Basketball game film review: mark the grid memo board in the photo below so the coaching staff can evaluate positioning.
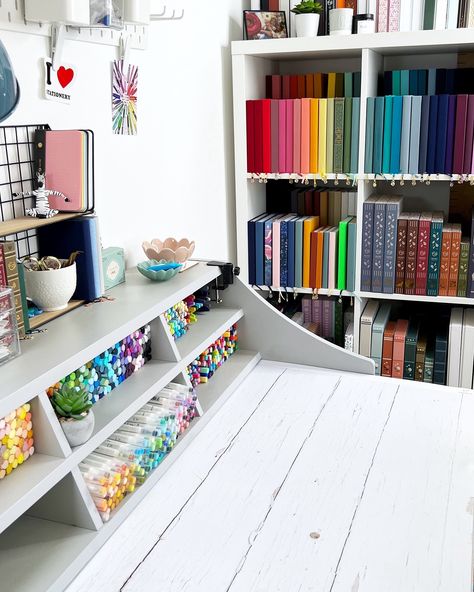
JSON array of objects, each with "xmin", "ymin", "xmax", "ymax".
[{"xmin": 0, "ymin": 124, "xmax": 50, "ymax": 259}]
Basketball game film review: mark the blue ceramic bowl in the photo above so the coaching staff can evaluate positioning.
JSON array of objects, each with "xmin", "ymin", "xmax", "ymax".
[{"xmin": 137, "ymin": 259, "xmax": 181, "ymax": 282}]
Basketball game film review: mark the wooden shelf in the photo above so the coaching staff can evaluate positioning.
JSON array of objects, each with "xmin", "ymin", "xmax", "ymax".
[
  {"xmin": 0, "ymin": 213, "xmax": 82, "ymax": 238},
  {"xmin": 29, "ymin": 300, "xmax": 85, "ymax": 330}
]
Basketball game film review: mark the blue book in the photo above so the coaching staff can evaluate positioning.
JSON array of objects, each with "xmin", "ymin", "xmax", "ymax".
[
  {"xmin": 400, "ymin": 70, "xmax": 409, "ymax": 95},
  {"xmin": 445, "ymin": 69, "xmax": 456, "ymax": 94},
  {"xmin": 346, "ymin": 218, "xmax": 357, "ymax": 292},
  {"xmin": 426, "ymin": 95, "xmax": 439, "ymax": 174},
  {"xmin": 409, "ymin": 96, "xmax": 422, "ymax": 175},
  {"xmin": 383, "ymin": 197, "xmax": 402, "ymax": 293},
  {"xmin": 371, "ymin": 198, "xmax": 387, "ymax": 293},
  {"xmin": 384, "ymin": 71, "xmax": 392, "ymax": 95},
  {"xmin": 409, "ymin": 70, "xmax": 418, "ymax": 94},
  {"xmin": 390, "ymin": 95, "xmax": 403, "ymax": 174},
  {"xmin": 373, "ymin": 97, "xmax": 385, "ymax": 175},
  {"xmin": 427, "ymin": 69, "xmax": 436, "ymax": 95},
  {"xmin": 247, "ymin": 213, "xmax": 267, "ymax": 285},
  {"xmin": 361, "ymin": 196, "xmax": 379, "ymax": 292},
  {"xmin": 279, "ymin": 215, "xmax": 295, "ymax": 288},
  {"xmin": 322, "ymin": 229, "xmax": 330, "ymax": 288},
  {"xmin": 353, "ymin": 71, "xmax": 361, "ymax": 97},
  {"xmin": 427, "ymin": 212, "xmax": 444, "ymax": 296},
  {"xmin": 287, "ymin": 218, "xmax": 296, "ymax": 287},
  {"xmin": 417, "ymin": 70, "xmax": 427, "ymax": 95},
  {"xmin": 392, "ymin": 71, "xmax": 401, "ymax": 95},
  {"xmin": 364, "ymin": 97, "xmax": 375, "ymax": 174},
  {"xmin": 418, "ymin": 95, "xmax": 430, "ymax": 174},
  {"xmin": 382, "ymin": 96, "xmax": 393, "ymax": 174},
  {"xmin": 435, "ymin": 94, "xmax": 449, "ymax": 174},
  {"xmin": 445, "ymin": 95, "xmax": 456, "ymax": 175},
  {"xmin": 400, "ymin": 96, "xmax": 412, "ymax": 175},
  {"xmin": 436, "ymin": 69, "xmax": 447, "ymax": 94},
  {"xmin": 350, "ymin": 98, "xmax": 360, "ymax": 174}
]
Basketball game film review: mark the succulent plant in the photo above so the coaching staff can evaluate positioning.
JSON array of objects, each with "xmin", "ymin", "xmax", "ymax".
[
  {"xmin": 51, "ymin": 384, "xmax": 92, "ymax": 421},
  {"xmin": 291, "ymin": 0, "xmax": 323, "ymax": 14}
]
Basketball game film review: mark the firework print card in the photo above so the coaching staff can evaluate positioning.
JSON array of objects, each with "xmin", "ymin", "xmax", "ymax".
[{"xmin": 112, "ymin": 59, "xmax": 138, "ymax": 135}]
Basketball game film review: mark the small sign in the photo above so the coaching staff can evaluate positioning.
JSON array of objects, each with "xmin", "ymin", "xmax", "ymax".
[{"xmin": 44, "ymin": 58, "xmax": 76, "ymax": 104}]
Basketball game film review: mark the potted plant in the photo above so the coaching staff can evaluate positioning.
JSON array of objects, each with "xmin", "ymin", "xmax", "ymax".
[
  {"xmin": 291, "ymin": 1, "xmax": 323, "ymax": 38},
  {"xmin": 51, "ymin": 384, "xmax": 95, "ymax": 447}
]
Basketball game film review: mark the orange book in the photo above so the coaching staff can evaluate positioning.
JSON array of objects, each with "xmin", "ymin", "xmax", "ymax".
[
  {"xmin": 336, "ymin": 0, "xmax": 345, "ymax": 7},
  {"xmin": 309, "ymin": 230, "xmax": 318, "ymax": 288},
  {"xmin": 303, "ymin": 216, "xmax": 320, "ymax": 287},
  {"xmin": 439, "ymin": 225, "xmax": 452, "ymax": 296},
  {"xmin": 305, "ymin": 74, "xmax": 314, "ymax": 98},
  {"xmin": 300, "ymin": 98, "xmax": 311, "ymax": 175},
  {"xmin": 297, "ymin": 75, "xmax": 305, "ymax": 98},
  {"xmin": 448, "ymin": 223, "xmax": 462, "ymax": 296},
  {"xmin": 314, "ymin": 73, "xmax": 323, "ymax": 98},
  {"xmin": 315, "ymin": 226, "xmax": 327, "ymax": 288},
  {"xmin": 310, "ymin": 99, "xmax": 319, "ymax": 174},
  {"xmin": 382, "ymin": 321, "xmax": 396, "ymax": 377},
  {"xmin": 392, "ymin": 319, "xmax": 409, "ymax": 379}
]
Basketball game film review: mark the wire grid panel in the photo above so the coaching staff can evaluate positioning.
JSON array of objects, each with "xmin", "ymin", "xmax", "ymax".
[{"xmin": 0, "ymin": 124, "xmax": 49, "ymax": 258}]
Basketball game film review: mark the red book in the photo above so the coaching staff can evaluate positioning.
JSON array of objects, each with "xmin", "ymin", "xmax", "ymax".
[
  {"xmin": 254, "ymin": 100, "xmax": 263, "ymax": 173},
  {"xmin": 439, "ymin": 225, "xmax": 452, "ymax": 296},
  {"xmin": 282, "ymin": 75, "xmax": 291, "ymax": 99},
  {"xmin": 293, "ymin": 99, "xmax": 302, "ymax": 174},
  {"xmin": 289, "ymin": 75, "xmax": 298, "ymax": 99},
  {"xmin": 382, "ymin": 321, "xmax": 396, "ymax": 377},
  {"xmin": 415, "ymin": 212, "xmax": 432, "ymax": 296},
  {"xmin": 265, "ymin": 75, "xmax": 272, "ymax": 99},
  {"xmin": 395, "ymin": 214, "xmax": 409, "ymax": 294},
  {"xmin": 404, "ymin": 213, "xmax": 420, "ymax": 295},
  {"xmin": 453, "ymin": 95, "xmax": 468, "ymax": 175},
  {"xmin": 272, "ymin": 75, "xmax": 282, "ymax": 100},
  {"xmin": 262, "ymin": 99, "xmax": 272, "ymax": 174},
  {"xmin": 463, "ymin": 96, "xmax": 474, "ymax": 174},
  {"xmin": 269, "ymin": 0, "xmax": 280, "ymax": 9},
  {"xmin": 297, "ymin": 75, "xmax": 306, "ymax": 99},
  {"xmin": 448, "ymin": 223, "xmax": 462, "ymax": 296},
  {"xmin": 246, "ymin": 100, "xmax": 256, "ymax": 173},
  {"xmin": 271, "ymin": 100, "xmax": 279, "ymax": 174},
  {"xmin": 305, "ymin": 74, "xmax": 314, "ymax": 98}
]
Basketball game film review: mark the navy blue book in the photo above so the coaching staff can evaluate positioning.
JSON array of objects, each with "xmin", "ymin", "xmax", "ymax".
[
  {"xmin": 419, "ymin": 95, "xmax": 430, "ymax": 174},
  {"xmin": 390, "ymin": 96, "xmax": 403, "ymax": 175},
  {"xmin": 435, "ymin": 69, "xmax": 447, "ymax": 94},
  {"xmin": 287, "ymin": 218, "xmax": 296, "ymax": 288},
  {"xmin": 247, "ymin": 214, "xmax": 266, "ymax": 284},
  {"xmin": 445, "ymin": 95, "xmax": 456, "ymax": 175},
  {"xmin": 445, "ymin": 69, "xmax": 456, "ymax": 94},
  {"xmin": 280, "ymin": 216, "xmax": 290, "ymax": 287},
  {"xmin": 435, "ymin": 95, "xmax": 449, "ymax": 174},
  {"xmin": 417, "ymin": 70, "xmax": 427, "ymax": 95},
  {"xmin": 383, "ymin": 71, "xmax": 392, "ymax": 95},
  {"xmin": 38, "ymin": 216, "xmax": 101, "ymax": 301},
  {"xmin": 409, "ymin": 70, "xmax": 418, "ymax": 94},
  {"xmin": 426, "ymin": 95, "xmax": 439, "ymax": 174}
]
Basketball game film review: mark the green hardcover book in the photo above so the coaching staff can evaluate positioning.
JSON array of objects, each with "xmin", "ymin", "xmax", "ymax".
[
  {"xmin": 343, "ymin": 97, "xmax": 352, "ymax": 173},
  {"xmin": 423, "ymin": 345, "xmax": 434, "ymax": 383},
  {"xmin": 353, "ymin": 71, "xmax": 361, "ymax": 97},
  {"xmin": 322, "ymin": 229, "xmax": 330, "ymax": 288},
  {"xmin": 333, "ymin": 97, "xmax": 345, "ymax": 174},
  {"xmin": 423, "ymin": 0, "xmax": 436, "ymax": 29},
  {"xmin": 326, "ymin": 98, "xmax": 335, "ymax": 174},
  {"xmin": 346, "ymin": 218, "xmax": 357, "ymax": 292},
  {"xmin": 337, "ymin": 216, "xmax": 352, "ymax": 291},
  {"xmin": 335, "ymin": 298, "xmax": 344, "ymax": 347},
  {"xmin": 382, "ymin": 96, "xmax": 393, "ymax": 174},
  {"xmin": 344, "ymin": 72, "xmax": 353, "ymax": 97},
  {"xmin": 16, "ymin": 259, "xmax": 30, "ymax": 334},
  {"xmin": 335, "ymin": 73, "xmax": 344, "ymax": 97},
  {"xmin": 350, "ymin": 98, "xmax": 360, "ymax": 174},
  {"xmin": 392, "ymin": 71, "xmax": 401, "ymax": 95},
  {"xmin": 400, "ymin": 70, "xmax": 409, "ymax": 95},
  {"xmin": 403, "ymin": 320, "xmax": 420, "ymax": 381},
  {"xmin": 457, "ymin": 238, "xmax": 470, "ymax": 297}
]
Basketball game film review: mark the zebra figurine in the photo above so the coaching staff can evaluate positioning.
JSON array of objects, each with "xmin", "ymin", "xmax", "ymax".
[{"xmin": 14, "ymin": 170, "xmax": 70, "ymax": 219}]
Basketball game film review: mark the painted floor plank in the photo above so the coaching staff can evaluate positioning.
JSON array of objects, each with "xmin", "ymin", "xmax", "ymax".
[
  {"xmin": 122, "ymin": 369, "xmax": 341, "ymax": 592},
  {"xmin": 331, "ymin": 381, "xmax": 465, "ymax": 592},
  {"xmin": 227, "ymin": 373, "xmax": 399, "ymax": 592},
  {"xmin": 66, "ymin": 362, "xmax": 286, "ymax": 592}
]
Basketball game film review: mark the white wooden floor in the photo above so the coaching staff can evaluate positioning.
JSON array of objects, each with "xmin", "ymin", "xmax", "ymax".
[{"xmin": 67, "ymin": 361, "xmax": 474, "ymax": 592}]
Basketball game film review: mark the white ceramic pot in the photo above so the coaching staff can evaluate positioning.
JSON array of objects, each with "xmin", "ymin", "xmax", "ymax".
[
  {"xmin": 295, "ymin": 13, "xmax": 321, "ymax": 37},
  {"xmin": 60, "ymin": 410, "xmax": 95, "ymax": 447},
  {"xmin": 24, "ymin": 262, "xmax": 77, "ymax": 312},
  {"xmin": 329, "ymin": 8, "xmax": 353, "ymax": 35}
]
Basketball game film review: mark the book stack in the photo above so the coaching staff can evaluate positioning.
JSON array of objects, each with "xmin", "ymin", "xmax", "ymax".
[
  {"xmin": 248, "ymin": 191, "xmax": 357, "ymax": 290},
  {"xmin": 265, "ymin": 72, "xmax": 361, "ymax": 100},
  {"xmin": 361, "ymin": 199, "xmax": 474, "ymax": 297},
  {"xmin": 380, "ymin": 68, "xmax": 474, "ymax": 96},
  {"xmin": 247, "ymin": 96, "xmax": 360, "ymax": 175},
  {"xmin": 364, "ymin": 93, "xmax": 474, "ymax": 176}
]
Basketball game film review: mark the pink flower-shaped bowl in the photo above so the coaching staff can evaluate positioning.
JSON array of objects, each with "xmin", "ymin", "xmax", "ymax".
[{"xmin": 142, "ymin": 238, "xmax": 195, "ymax": 264}]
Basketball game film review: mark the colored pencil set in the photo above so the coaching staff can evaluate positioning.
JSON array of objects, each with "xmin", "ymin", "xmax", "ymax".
[
  {"xmin": 80, "ymin": 382, "xmax": 198, "ymax": 522},
  {"xmin": 47, "ymin": 325, "xmax": 152, "ymax": 404},
  {"xmin": 164, "ymin": 295, "xmax": 204, "ymax": 340},
  {"xmin": 0, "ymin": 403, "xmax": 34, "ymax": 480},
  {"xmin": 187, "ymin": 325, "xmax": 238, "ymax": 387}
]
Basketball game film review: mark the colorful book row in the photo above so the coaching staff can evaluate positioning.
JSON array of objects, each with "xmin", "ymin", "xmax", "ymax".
[
  {"xmin": 265, "ymin": 72, "xmax": 361, "ymax": 101},
  {"xmin": 248, "ymin": 211, "xmax": 357, "ymax": 291},
  {"xmin": 246, "ymin": 98, "xmax": 360, "ymax": 175},
  {"xmin": 381, "ymin": 68, "xmax": 474, "ymax": 97},
  {"xmin": 364, "ymin": 94, "xmax": 474, "ymax": 176}
]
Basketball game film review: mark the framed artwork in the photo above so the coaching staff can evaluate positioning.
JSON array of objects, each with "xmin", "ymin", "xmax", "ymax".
[{"xmin": 243, "ymin": 10, "xmax": 288, "ymax": 40}]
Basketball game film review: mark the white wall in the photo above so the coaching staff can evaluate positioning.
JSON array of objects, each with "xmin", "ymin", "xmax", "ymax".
[{"xmin": 3, "ymin": 0, "xmax": 248, "ymax": 266}]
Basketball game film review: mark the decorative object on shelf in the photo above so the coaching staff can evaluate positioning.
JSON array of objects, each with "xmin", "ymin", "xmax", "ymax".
[
  {"xmin": 329, "ymin": 8, "xmax": 354, "ymax": 35},
  {"xmin": 14, "ymin": 170, "xmax": 70, "ymax": 219},
  {"xmin": 23, "ymin": 254, "xmax": 78, "ymax": 312},
  {"xmin": 0, "ymin": 40, "xmax": 20, "ymax": 123},
  {"xmin": 164, "ymin": 294, "xmax": 204, "ymax": 340},
  {"xmin": 353, "ymin": 13, "xmax": 375, "ymax": 33},
  {"xmin": 142, "ymin": 237, "xmax": 195, "ymax": 264},
  {"xmin": 102, "ymin": 246, "xmax": 126, "ymax": 291},
  {"xmin": 291, "ymin": 1, "xmax": 322, "ymax": 37},
  {"xmin": 47, "ymin": 324, "xmax": 151, "ymax": 404},
  {"xmin": 137, "ymin": 259, "xmax": 182, "ymax": 282},
  {"xmin": 0, "ymin": 403, "xmax": 34, "ymax": 479},
  {"xmin": 0, "ymin": 287, "xmax": 21, "ymax": 365},
  {"xmin": 243, "ymin": 10, "xmax": 288, "ymax": 39},
  {"xmin": 187, "ymin": 324, "xmax": 238, "ymax": 387},
  {"xmin": 51, "ymin": 383, "xmax": 94, "ymax": 447}
]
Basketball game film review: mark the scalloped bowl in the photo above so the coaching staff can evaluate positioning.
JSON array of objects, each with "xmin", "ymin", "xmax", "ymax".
[
  {"xmin": 137, "ymin": 260, "xmax": 181, "ymax": 282},
  {"xmin": 142, "ymin": 238, "xmax": 195, "ymax": 264}
]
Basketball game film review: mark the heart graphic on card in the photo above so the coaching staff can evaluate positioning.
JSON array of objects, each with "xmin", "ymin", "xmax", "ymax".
[{"xmin": 57, "ymin": 66, "xmax": 74, "ymax": 88}]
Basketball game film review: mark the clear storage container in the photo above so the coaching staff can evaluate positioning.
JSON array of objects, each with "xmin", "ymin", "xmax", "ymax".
[{"xmin": 0, "ymin": 287, "xmax": 20, "ymax": 366}]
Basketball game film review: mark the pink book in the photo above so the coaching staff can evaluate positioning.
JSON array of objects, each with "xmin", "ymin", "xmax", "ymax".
[
  {"xmin": 272, "ymin": 216, "xmax": 282, "ymax": 287},
  {"xmin": 300, "ymin": 98, "xmax": 311, "ymax": 175},
  {"xmin": 278, "ymin": 100, "xmax": 287, "ymax": 173},
  {"xmin": 293, "ymin": 99, "xmax": 302, "ymax": 175},
  {"xmin": 463, "ymin": 95, "xmax": 474, "ymax": 174},
  {"xmin": 45, "ymin": 130, "xmax": 85, "ymax": 211},
  {"xmin": 282, "ymin": 75, "xmax": 291, "ymax": 100},
  {"xmin": 328, "ymin": 227, "xmax": 338, "ymax": 289},
  {"xmin": 388, "ymin": 0, "xmax": 400, "ymax": 31},
  {"xmin": 271, "ymin": 99, "xmax": 279, "ymax": 174},
  {"xmin": 286, "ymin": 100, "xmax": 294, "ymax": 174},
  {"xmin": 378, "ymin": 0, "xmax": 389, "ymax": 31}
]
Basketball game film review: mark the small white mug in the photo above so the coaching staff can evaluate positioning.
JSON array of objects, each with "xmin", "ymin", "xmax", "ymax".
[{"xmin": 329, "ymin": 8, "xmax": 354, "ymax": 35}]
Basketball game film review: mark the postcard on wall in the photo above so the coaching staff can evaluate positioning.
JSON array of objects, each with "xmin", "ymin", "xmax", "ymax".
[
  {"xmin": 44, "ymin": 58, "xmax": 76, "ymax": 105},
  {"xmin": 112, "ymin": 59, "xmax": 138, "ymax": 135}
]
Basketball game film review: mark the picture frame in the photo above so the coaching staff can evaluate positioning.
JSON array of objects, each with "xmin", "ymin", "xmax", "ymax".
[{"xmin": 243, "ymin": 10, "xmax": 288, "ymax": 40}]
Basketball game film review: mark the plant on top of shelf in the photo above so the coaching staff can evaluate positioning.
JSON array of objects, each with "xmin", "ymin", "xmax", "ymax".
[
  {"xmin": 51, "ymin": 383, "xmax": 95, "ymax": 447},
  {"xmin": 291, "ymin": 1, "xmax": 323, "ymax": 38},
  {"xmin": 291, "ymin": 0, "xmax": 323, "ymax": 13}
]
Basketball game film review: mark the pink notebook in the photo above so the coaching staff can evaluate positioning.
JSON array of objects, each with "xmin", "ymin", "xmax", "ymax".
[
  {"xmin": 388, "ymin": 0, "xmax": 400, "ymax": 31},
  {"xmin": 45, "ymin": 130, "xmax": 85, "ymax": 212},
  {"xmin": 378, "ymin": 0, "xmax": 389, "ymax": 31},
  {"xmin": 278, "ymin": 100, "xmax": 287, "ymax": 173},
  {"xmin": 293, "ymin": 99, "xmax": 302, "ymax": 175},
  {"xmin": 271, "ymin": 100, "xmax": 279, "ymax": 174},
  {"xmin": 286, "ymin": 100, "xmax": 294, "ymax": 174},
  {"xmin": 300, "ymin": 98, "xmax": 311, "ymax": 175}
]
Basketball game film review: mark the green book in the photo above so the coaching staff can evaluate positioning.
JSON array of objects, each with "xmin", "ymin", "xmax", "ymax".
[
  {"xmin": 424, "ymin": 345, "xmax": 434, "ymax": 383},
  {"xmin": 326, "ymin": 98, "xmax": 335, "ymax": 174},
  {"xmin": 400, "ymin": 70, "xmax": 409, "ymax": 95},
  {"xmin": 343, "ymin": 97, "xmax": 352, "ymax": 174},
  {"xmin": 423, "ymin": 0, "xmax": 436, "ymax": 29},
  {"xmin": 333, "ymin": 98, "xmax": 345, "ymax": 174},
  {"xmin": 404, "ymin": 320, "xmax": 420, "ymax": 381},
  {"xmin": 346, "ymin": 218, "xmax": 357, "ymax": 292},
  {"xmin": 392, "ymin": 71, "xmax": 401, "ymax": 95},
  {"xmin": 353, "ymin": 71, "xmax": 361, "ymax": 97},
  {"xmin": 382, "ymin": 96, "xmax": 393, "ymax": 174},
  {"xmin": 344, "ymin": 72, "xmax": 353, "ymax": 97},
  {"xmin": 16, "ymin": 259, "xmax": 30, "ymax": 334},
  {"xmin": 457, "ymin": 239, "xmax": 470, "ymax": 297},
  {"xmin": 337, "ymin": 216, "xmax": 352, "ymax": 291},
  {"xmin": 350, "ymin": 98, "xmax": 360, "ymax": 174}
]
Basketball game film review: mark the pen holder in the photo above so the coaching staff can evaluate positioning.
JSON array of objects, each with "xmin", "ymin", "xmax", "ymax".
[{"xmin": 329, "ymin": 8, "xmax": 353, "ymax": 35}]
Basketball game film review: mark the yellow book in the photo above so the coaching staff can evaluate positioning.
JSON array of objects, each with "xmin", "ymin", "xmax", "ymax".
[
  {"xmin": 318, "ymin": 98, "xmax": 327, "ymax": 177},
  {"xmin": 327, "ymin": 73, "xmax": 337, "ymax": 98},
  {"xmin": 310, "ymin": 99, "xmax": 319, "ymax": 174},
  {"xmin": 303, "ymin": 215, "xmax": 320, "ymax": 287},
  {"xmin": 326, "ymin": 98, "xmax": 334, "ymax": 175}
]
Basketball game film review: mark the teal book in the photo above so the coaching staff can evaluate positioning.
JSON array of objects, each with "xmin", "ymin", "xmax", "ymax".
[
  {"xmin": 343, "ymin": 97, "xmax": 352, "ymax": 173},
  {"xmin": 382, "ymin": 96, "xmax": 393, "ymax": 174},
  {"xmin": 294, "ymin": 217, "xmax": 306, "ymax": 288},
  {"xmin": 400, "ymin": 70, "xmax": 409, "ymax": 95},
  {"xmin": 373, "ymin": 97, "xmax": 385, "ymax": 175},
  {"xmin": 418, "ymin": 70, "xmax": 427, "ymax": 95},
  {"xmin": 409, "ymin": 70, "xmax": 418, "ymax": 94},
  {"xmin": 423, "ymin": 0, "xmax": 436, "ymax": 29},
  {"xmin": 346, "ymin": 218, "xmax": 357, "ymax": 292},
  {"xmin": 390, "ymin": 96, "xmax": 403, "ymax": 174},
  {"xmin": 400, "ymin": 95, "xmax": 412, "ymax": 174},
  {"xmin": 344, "ymin": 72, "xmax": 353, "ymax": 97},
  {"xmin": 353, "ymin": 71, "xmax": 361, "ymax": 97},
  {"xmin": 427, "ymin": 68, "xmax": 436, "ymax": 95},
  {"xmin": 392, "ymin": 71, "xmax": 401, "ymax": 95},
  {"xmin": 364, "ymin": 97, "xmax": 375, "ymax": 174},
  {"xmin": 322, "ymin": 229, "xmax": 330, "ymax": 288},
  {"xmin": 350, "ymin": 98, "xmax": 360, "ymax": 174},
  {"xmin": 333, "ymin": 98, "xmax": 345, "ymax": 174}
]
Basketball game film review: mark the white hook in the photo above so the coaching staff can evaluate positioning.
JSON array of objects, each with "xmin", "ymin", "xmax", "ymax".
[
  {"xmin": 51, "ymin": 23, "xmax": 66, "ymax": 71},
  {"xmin": 150, "ymin": 6, "xmax": 185, "ymax": 20}
]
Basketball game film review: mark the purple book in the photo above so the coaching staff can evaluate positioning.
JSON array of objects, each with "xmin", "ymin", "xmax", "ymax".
[
  {"xmin": 302, "ymin": 295, "xmax": 312, "ymax": 323},
  {"xmin": 271, "ymin": 100, "xmax": 279, "ymax": 174},
  {"xmin": 444, "ymin": 95, "xmax": 456, "ymax": 175},
  {"xmin": 286, "ymin": 100, "xmax": 294, "ymax": 175},
  {"xmin": 453, "ymin": 95, "xmax": 468, "ymax": 175},
  {"xmin": 463, "ymin": 95, "xmax": 474, "ymax": 174}
]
